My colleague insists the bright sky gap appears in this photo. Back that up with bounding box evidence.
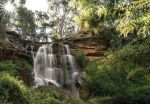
[25,0,49,12]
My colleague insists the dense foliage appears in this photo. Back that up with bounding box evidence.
[0,0,150,104]
[29,87,66,104]
[0,72,30,104]
[16,6,36,39]
[70,0,150,37]
[73,51,86,69]
[0,59,33,86]
[83,37,150,104]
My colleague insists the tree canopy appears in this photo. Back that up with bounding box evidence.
[0,0,149,41]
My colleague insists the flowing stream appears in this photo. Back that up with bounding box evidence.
[33,43,79,90]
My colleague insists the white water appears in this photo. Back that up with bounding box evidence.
[33,43,79,88]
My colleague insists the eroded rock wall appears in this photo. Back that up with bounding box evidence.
[63,36,108,61]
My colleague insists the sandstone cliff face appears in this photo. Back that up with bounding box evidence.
[63,36,108,61]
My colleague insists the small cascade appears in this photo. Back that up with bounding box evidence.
[33,43,79,89]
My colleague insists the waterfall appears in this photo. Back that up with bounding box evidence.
[33,43,79,89]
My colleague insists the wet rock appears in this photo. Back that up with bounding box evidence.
[75,72,86,88]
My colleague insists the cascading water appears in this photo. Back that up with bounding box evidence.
[33,43,79,90]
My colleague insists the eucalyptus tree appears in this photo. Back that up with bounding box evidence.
[69,0,124,31]
[116,0,150,37]
[33,0,75,40]
[15,6,36,41]
[47,0,76,38]
[35,11,50,41]
[69,0,108,32]
[69,0,150,38]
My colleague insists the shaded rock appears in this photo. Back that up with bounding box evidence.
[75,72,86,88]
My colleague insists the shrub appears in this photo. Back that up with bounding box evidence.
[85,64,125,96]
[85,60,149,97]
[73,51,86,69]
[114,85,150,104]
[109,33,123,51]
[32,96,63,104]
[84,37,150,99]
[0,59,33,86]
[101,37,150,67]
[0,72,30,104]
[71,97,85,104]
[30,86,65,104]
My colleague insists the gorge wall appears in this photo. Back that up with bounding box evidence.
[2,31,109,61]
[62,36,109,61]
[24,36,109,61]
[62,32,109,60]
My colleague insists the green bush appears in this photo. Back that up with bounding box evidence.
[70,97,85,104]
[85,64,125,96]
[30,86,65,104]
[32,96,62,104]
[102,37,150,67]
[85,60,125,96]
[73,51,86,69]
[85,60,149,97]
[109,33,123,51]
[84,60,98,75]
[0,59,33,86]
[114,85,150,104]
[29,86,87,104]
[0,72,30,104]
[84,37,150,102]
